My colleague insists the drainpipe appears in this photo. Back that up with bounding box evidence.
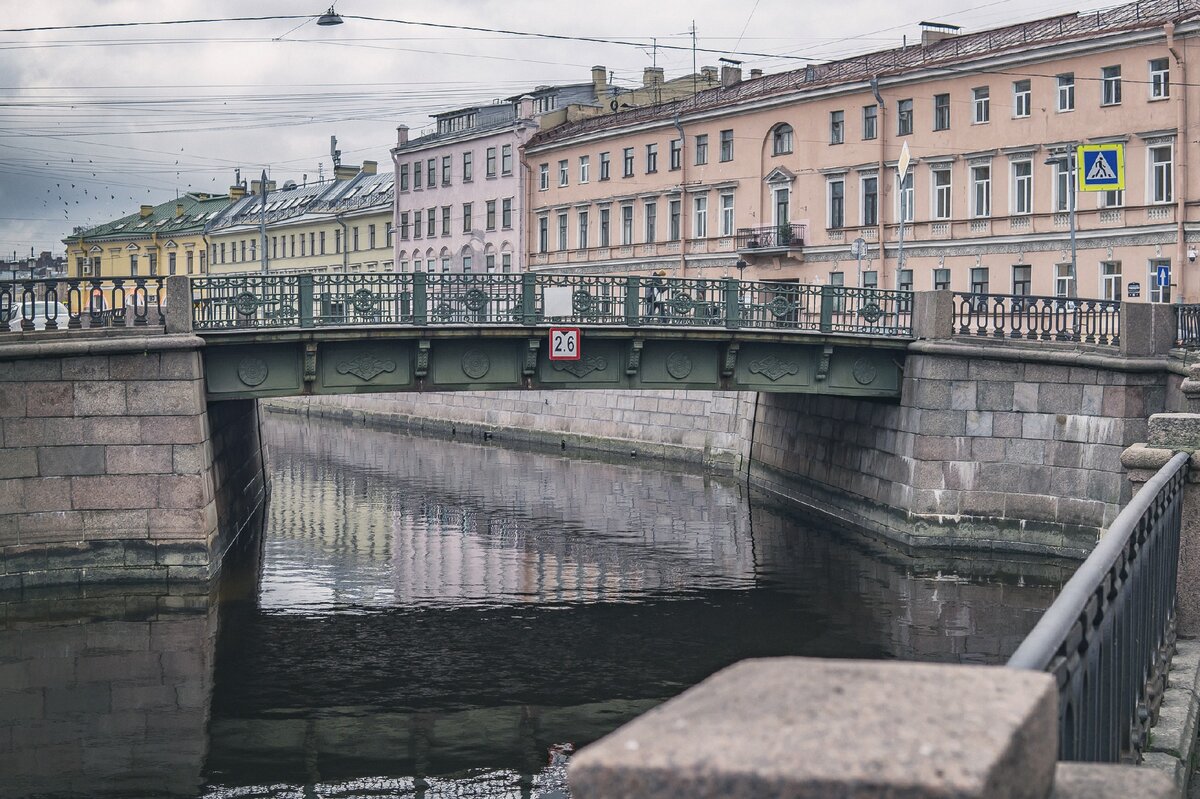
[871,76,886,288]
[674,115,687,277]
[1167,22,1189,302]
[335,213,349,271]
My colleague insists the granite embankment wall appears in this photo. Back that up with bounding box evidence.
[0,334,267,590]
[266,389,757,471]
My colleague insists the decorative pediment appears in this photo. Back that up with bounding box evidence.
[88,245,102,254]
[125,243,140,251]
[164,239,178,249]
[764,166,797,185]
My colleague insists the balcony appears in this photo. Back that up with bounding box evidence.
[736,223,807,254]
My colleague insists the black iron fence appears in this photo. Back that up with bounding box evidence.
[1007,451,1189,762]
[735,223,808,251]
[952,292,1120,346]
[0,276,166,332]
[1176,305,1200,347]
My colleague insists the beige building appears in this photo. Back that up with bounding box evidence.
[207,162,394,276]
[525,0,1200,303]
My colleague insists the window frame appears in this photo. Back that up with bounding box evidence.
[1011,160,1033,215]
[933,93,950,131]
[1057,73,1075,112]
[719,130,733,162]
[972,87,990,124]
[1102,65,1122,106]
[897,98,913,136]
[1013,80,1031,118]
[862,104,878,140]
[971,164,992,218]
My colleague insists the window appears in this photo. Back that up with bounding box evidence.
[578,210,589,248]
[970,267,990,295]
[719,129,733,162]
[774,187,789,228]
[441,257,450,273]
[897,173,914,223]
[670,138,681,170]
[462,151,473,182]
[1012,160,1032,215]
[1151,58,1170,99]
[828,113,843,145]
[1052,158,1071,212]
[622,147,634,177]
[1101,261,1122,300]
[862,270,878,289]
[501,144,513,175]
[861,176,878,226]
[335,229,342,252]
[386,223,393,247]
[932,167,952,220]
[427,207,436,237]
[1057,73,1075,111]
[695,134,708,165]
[368,225,376,249]
[599,152,611,180]
[933,94,950,130]
[168,251,176,275]
[621,204,633,245]
[1150,258,1172,303]
[502,197,512,228]
[897,99,913,135]
[462,203,473,233]
[1013,265,1032,295]
[486,147,497,177]
[1102,66,1122,105]
[462,253,473,273]
[862,104,877,140]
[485,200,496,230]
[898,269,913,293]
[580,155,590,183]
[539,163,549,190]
[1013,80,1031,118]
[669,199,681,241]
[485,254,495,273]
[646,143,658,173]
[413,161,422,189]
[971,165,991,217]
[426,158,436,186]
[973,87,990,123]
[538,216,548,253]
[440,206,450,235]
[771,123,793,154]
[1151,144,1174,203]
[934,268,951,290]
[1055,263,1074,297]
[691,195,707,238]
[720,192,734,236]
[645,202,657,242]
[400,164,410,191]
[558,159,569,187]
[558,212,568,250]
[1101,188,1124,208]
[599,208,611,246]
[130,252,139,274]
[413,211,422,240]
[501,253,512,273]
[828,179,845,229]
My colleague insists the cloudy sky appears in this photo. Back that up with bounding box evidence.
[0,0,1109,258]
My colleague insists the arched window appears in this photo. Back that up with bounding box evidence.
[772,124,793,156]
[460,245,475,274]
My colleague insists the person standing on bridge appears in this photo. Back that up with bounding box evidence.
[645,270,667,323]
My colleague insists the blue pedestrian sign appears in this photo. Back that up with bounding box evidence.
[1157,264,1171,287]
[1077,143,1125,191]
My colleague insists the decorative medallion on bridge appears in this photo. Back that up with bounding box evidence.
[461,349,491,379]
[433,302,455,322]
[670,292,694,317]
[264,305,297,323]
[552,355,608,378]
[767,295,793,318]
[748,356,800,382]
[858,302,883,324]
[234,292,259,317]
[336,354,397,382]
[352,288,376,315]
[237,357,269,387]
[572,289,595,317]
[665,351,694,380]
[462,288,490,313]
[852,358,878,385]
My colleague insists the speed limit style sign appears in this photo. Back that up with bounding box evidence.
[548,327,581,361]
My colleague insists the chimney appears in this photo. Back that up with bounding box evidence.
[140,204,154,218]
[396,125,409,147]
[517,94,535,119]
[920,21,960,46]
[229,185,247,199]
[750,68,763,79]
[334,164,358,181]
[701,65,718,84]
[720,64,742,88]
[175,203,184,218]
[642,67,665,87]
[361,160,378,175]
[591,65,607,96]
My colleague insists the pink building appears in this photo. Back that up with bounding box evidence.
[525,0,1200,303]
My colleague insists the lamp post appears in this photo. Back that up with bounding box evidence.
[1045,148,1078,299]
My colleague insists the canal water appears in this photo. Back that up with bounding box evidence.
[1,412,1068,799]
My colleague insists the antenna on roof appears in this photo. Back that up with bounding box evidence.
[330,135,342,168]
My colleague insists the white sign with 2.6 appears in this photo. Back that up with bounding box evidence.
[549,327,581,361]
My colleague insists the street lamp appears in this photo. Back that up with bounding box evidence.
[316,6,343,26]
[1044,148,1078,298]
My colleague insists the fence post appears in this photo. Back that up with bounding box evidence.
[625,276,642,326]
[724,278,740,329]
[299,274,314,329]
[522,271,538,325]
[819,285,835,333]
[164,275,193,334]
[412,271,427,326]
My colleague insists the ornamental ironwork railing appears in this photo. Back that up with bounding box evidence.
[1008,451,1189,763]
[735,223,808,251]
[952,292,1120,346]
[0,276,166,332]
[190,273,913,337]
[1175,305,1200,347]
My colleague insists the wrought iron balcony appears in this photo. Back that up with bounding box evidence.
[736,223,807,253]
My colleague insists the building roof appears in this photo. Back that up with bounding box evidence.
[63,193,232,244]
[208,168,393,232]
[527,0,1200,150]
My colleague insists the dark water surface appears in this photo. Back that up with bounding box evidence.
[0,412,1068,799]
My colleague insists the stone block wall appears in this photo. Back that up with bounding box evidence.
[751,345,1168,556]
[268,389,756,471]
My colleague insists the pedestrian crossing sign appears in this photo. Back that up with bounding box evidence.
[1076,143,1125,191]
